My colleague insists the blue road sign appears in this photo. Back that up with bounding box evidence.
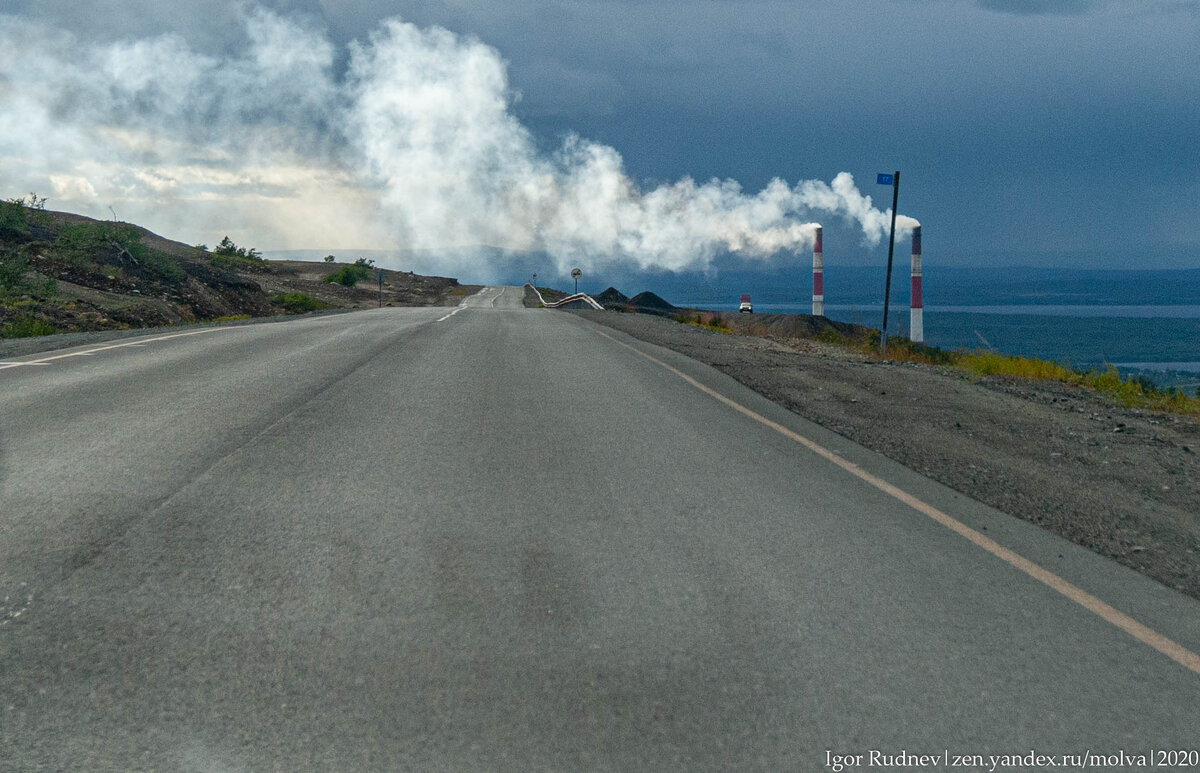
[877,173,894,186]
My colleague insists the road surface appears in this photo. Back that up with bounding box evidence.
[3,286,1199,770]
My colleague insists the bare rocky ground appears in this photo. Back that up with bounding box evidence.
[568,308,1200,602]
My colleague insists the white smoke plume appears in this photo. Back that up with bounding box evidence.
[0,8,917,277]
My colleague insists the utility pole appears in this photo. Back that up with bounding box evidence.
[878,171,900,352]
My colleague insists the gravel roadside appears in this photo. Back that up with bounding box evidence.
[568,308,1200,602]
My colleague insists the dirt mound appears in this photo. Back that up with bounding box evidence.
[715,311,872,343]
[627,291,677,313]
[594,287,629,306]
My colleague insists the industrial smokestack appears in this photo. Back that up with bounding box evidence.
[812,225,824,316]
[910,225,923,343]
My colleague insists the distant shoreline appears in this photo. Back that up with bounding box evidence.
[670,301,1200,390]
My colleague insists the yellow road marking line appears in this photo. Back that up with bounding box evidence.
[595,327,1200,677]
[0,328,232,370]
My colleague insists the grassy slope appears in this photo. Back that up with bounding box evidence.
[0,202,475,338]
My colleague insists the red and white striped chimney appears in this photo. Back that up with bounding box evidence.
[910,225,923,343]
[812,225,824,316]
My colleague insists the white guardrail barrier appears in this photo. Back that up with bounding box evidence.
[525,284,604,310]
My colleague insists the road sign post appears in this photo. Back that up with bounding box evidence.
[878,171,900,352]
[571,267,581,294]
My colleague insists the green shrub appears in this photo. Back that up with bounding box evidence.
[271,292,330,313]
[53,222,137,263]
[141,250,186,282]
[0,248,30,291]
[0,195,51,241]
[323,263,372,287]
[210,253,264,272]
[2,316,57,338]
[0,200,30,240]
[49,222,184,281]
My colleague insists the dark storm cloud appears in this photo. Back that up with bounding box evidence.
[3,0,1198,267]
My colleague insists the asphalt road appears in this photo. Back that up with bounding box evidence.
[3,285,1200,771]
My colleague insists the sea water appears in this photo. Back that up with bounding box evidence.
[675,300,1200,392]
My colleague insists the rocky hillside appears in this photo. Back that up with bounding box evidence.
[0,199,476,338]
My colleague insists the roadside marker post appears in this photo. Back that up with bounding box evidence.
[812,225,824,317]
[878,170,899,352]
[376,269,384,308]
[910,226,923,343]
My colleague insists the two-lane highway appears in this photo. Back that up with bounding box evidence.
[3,289,1199,770]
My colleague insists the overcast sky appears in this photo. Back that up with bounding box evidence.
[2,0,1197,277]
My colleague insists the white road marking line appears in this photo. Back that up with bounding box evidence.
[594,327,1200,677]
[0,327,233,371]
[436,308,464,322]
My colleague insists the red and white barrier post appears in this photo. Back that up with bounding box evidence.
[909,225,923,343]
[812,225,824,316]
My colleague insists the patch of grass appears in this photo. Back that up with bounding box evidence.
[211,314,251,322]
[37,275,58,299]
[2,316,57,338]
[956,350,1071,379]
[817,326,844,345]
[271,292,330,313]
[1072,365,1200,413]
[674,312,731,333]
[896,345,1200,415]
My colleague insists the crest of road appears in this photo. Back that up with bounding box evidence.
[2,286,1199,769]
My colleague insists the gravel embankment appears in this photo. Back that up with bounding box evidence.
[570,308,1200,601]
